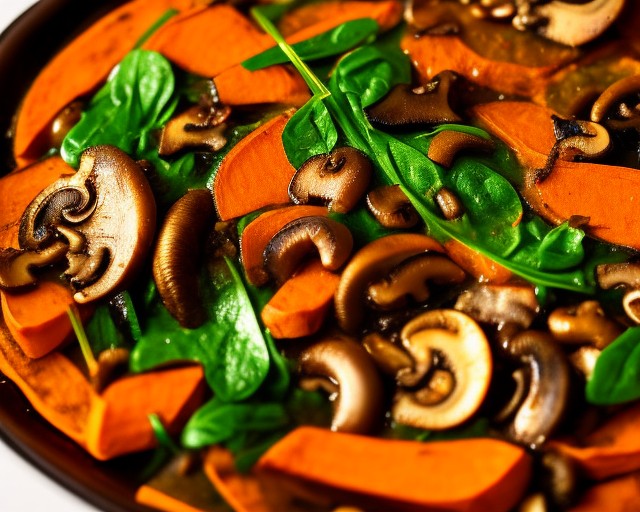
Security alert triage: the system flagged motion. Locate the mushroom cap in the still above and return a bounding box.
[19,145,157,303]
[334,234,443,334]
[299,337,384,434]
[392,309,493,430]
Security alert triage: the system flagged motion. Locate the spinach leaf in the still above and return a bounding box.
[329,207,395,247]
[282,96,338,168]
[242,18,379,71]
[130,257,270,402]
[61,49,177,167]
[85,304,128,354]
[587,327,640,405]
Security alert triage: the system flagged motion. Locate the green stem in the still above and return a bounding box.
[134,9,179,48]
[67,305,98,376]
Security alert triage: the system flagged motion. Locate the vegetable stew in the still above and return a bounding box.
[3,0,640,511]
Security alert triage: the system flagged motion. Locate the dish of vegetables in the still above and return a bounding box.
[3,0,640,510]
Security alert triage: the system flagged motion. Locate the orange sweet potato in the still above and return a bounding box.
[213,112,297,221]
[472,101,640,251]
[0,320,97,446]
[444,240,512,284]
[86,365,205,460]
[0,156,74,249]
[1,281,92,359]
[257,426,532,512]
[261,259,340,339]
[13,0,206,167]
[135,486,208,512]
[215,64,310,107]
[143,4,272,77]
[279,0,402,38]
[569,472,640,512]
[239,205,328,285]
[550,404,640,481]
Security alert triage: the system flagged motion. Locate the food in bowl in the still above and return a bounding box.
[2,0,640,510]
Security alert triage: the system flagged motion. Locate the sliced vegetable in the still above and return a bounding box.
[551,403,640,480]
[261,259,340,339]
[213,112,297,221]
[1,281,92,359]
[257,426,532,512]
[86,365,205,460]
[568,472,640,512]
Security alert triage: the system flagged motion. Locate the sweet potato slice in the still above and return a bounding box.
[550,404,640,481]
[444,240,512,284]
[569,472,640,512]
[12,0,205,167]
[0,321,97,446]
[215,64,310,107]
[143,4,272,77]
[86,365,205,460]
[135,487,208,512]
[261,259,341,339]
[213,112,297,221]
[257,426,532,512]
[0,156,74,249]
[472,101,640,251]
[239,205,328,285]
[1,281,92,359]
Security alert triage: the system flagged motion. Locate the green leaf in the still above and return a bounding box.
[181,399,289,449]
[130,258,270,402]
[282,96,338,168]
[243,18,379,71]
[61,49,177,167]
[329,207,396,247]
[587,327,640,405]
[84,304,128,354]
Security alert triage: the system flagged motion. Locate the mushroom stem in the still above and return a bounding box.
[0,243,69,289]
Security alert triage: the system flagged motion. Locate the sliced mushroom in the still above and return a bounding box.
[539,448,583,510]
[263,216,353,285]
[366,71,462,129]
[568,345,601,380]
[153,189,215,328]
[427,130,495,168]
[366,185,419,229]
[591,75,640,130]
[367,253,466,310]
[91,347,130,393]
[455,283,540,329]
[362,332,414,378]
[514,0,625,47]
[50,101,83,148]
[596,262,640,324]
[334,234,443,334]
[19,145,157,303]
[289,147,372,213]
[503,330,570,448]
[548,300,623,349]
[0,243,68,289]
[392,309,492,430]
[159,105,230,156]
[435,187,465,220]
[298,337,384,434]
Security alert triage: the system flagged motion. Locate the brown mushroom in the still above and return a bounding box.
[539,448,583,510]
[367,253,466,310]
[392,309,493,430]
[362,332,414,378]
[263,216,353,285]
[288,147,372,213]
[513,0,625,47]
[152,189,215,328]
[455,283,540,329]
[568,345,601,380]
[435,187,465,220]
[547,300,623,349]
[366,185,419,229]
[19,145,157,303]
[159,104,230,156]
[334,234,443,334]
[0,243,69,289]
[503,330,570,448]
[50,101,83,148]
[427,130,495,168]
[591,75,640,130]
[366,71,462,129]
[298,337,384,434]
[596,262,640,324]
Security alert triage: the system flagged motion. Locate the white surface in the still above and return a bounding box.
[0,2,98,511]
